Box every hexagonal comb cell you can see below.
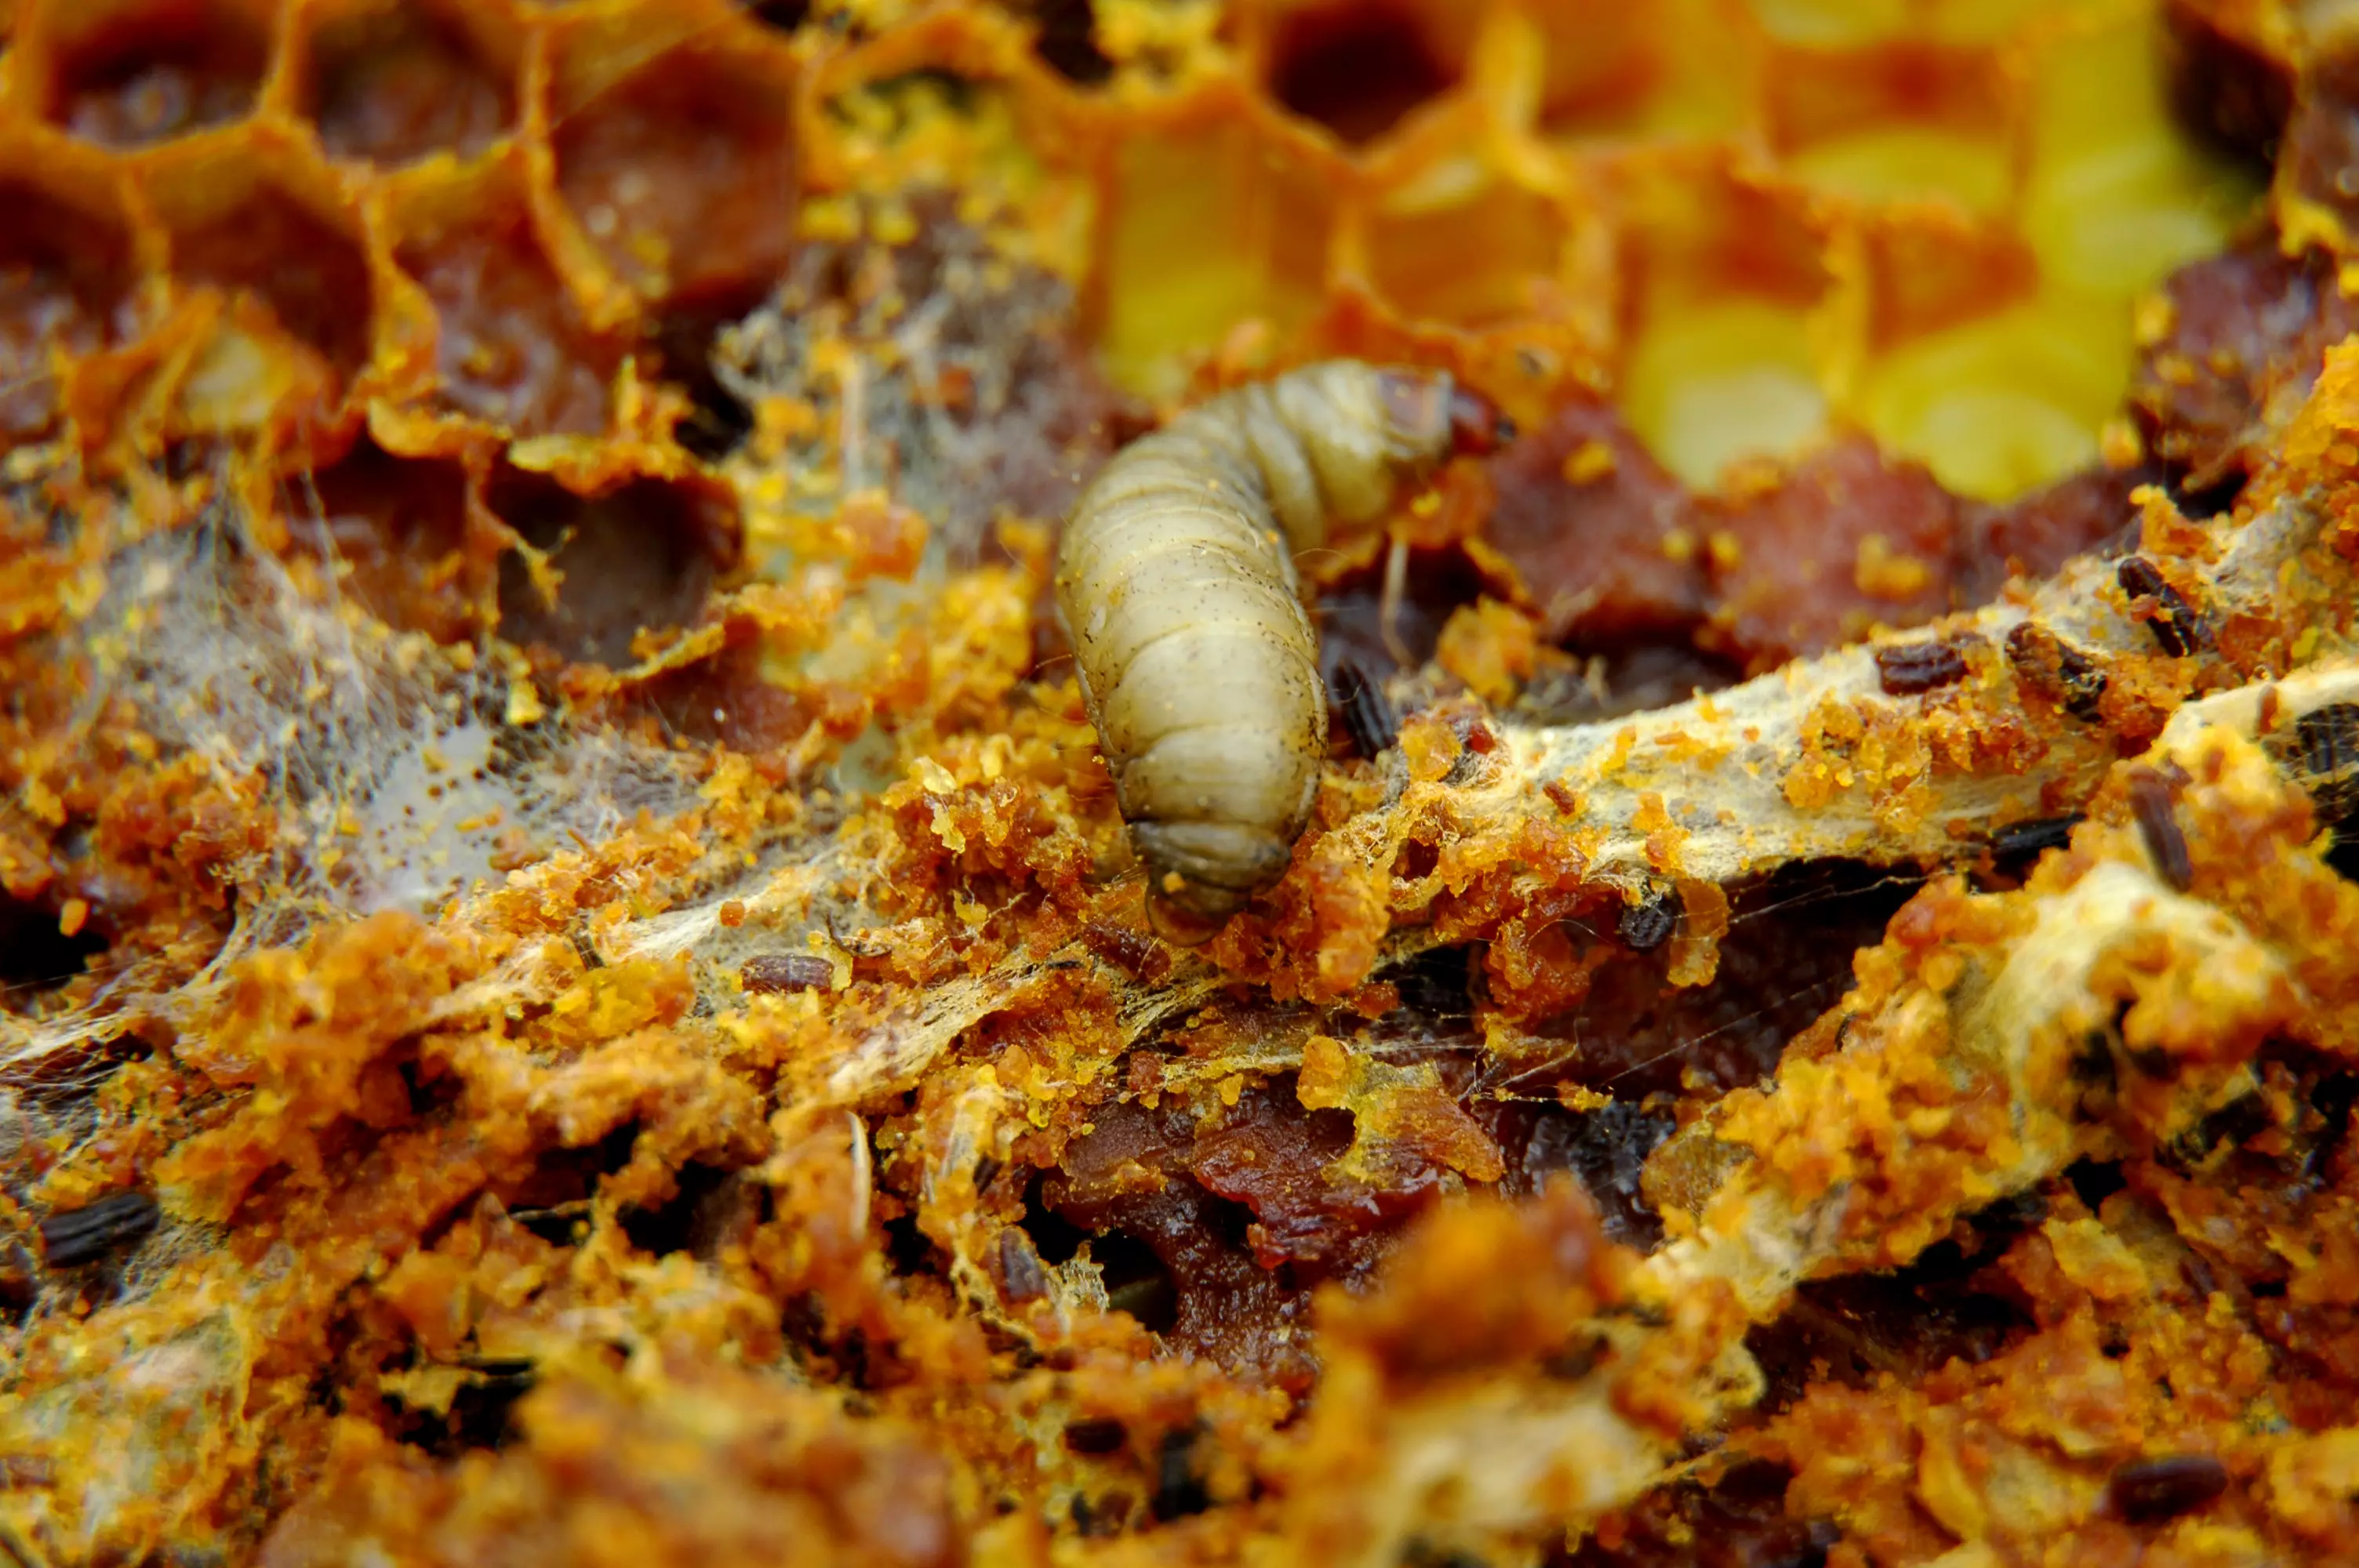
[0,171,144,441]
[1528,1,1753,142]
[391,169,620,435]
[1766,39,2014,213]
[1361,166,1582,332]
[1261,1,1468,146]
[151,154,378,427]
[1022,0,1114,84]
[547,24,798,309]
[296,0,521,166]
[2021,5,2254,295]
[490,469,740,667]
[289,438,492,642]
[1614,167,1834,489]
[1094,102,1343,395]
[34,0,274,147]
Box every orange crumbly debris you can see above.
[11,1,2359,1566]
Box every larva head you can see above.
[1132,819,1295,943]
[1372,368,1517,463]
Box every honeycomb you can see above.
[7,0,2359,1564]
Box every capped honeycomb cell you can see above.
[26,0,274,147]
[1613,162,1835,488]
[1527,0,1757,142]
[293,0,522,167]
[0,156,148,442]
[1749,0,2081,45]
[1750,0,1912,44]
[1853,205,2039,353]
[2021,2,2255,294]
[1857,295,2135,497]
[389,159,622,437]
[1768,39,2015,212]
[1359,162,1583,332]
[546,13,798,311]
[1092,90,1344,397]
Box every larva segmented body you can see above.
[1055,360,1510,936]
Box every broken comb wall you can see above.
[7,1,2359,1565]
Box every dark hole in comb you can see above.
[1029,0,1114,85]
[1062,1416,1128,1455]
[655,302,761,462]
[2066,1156,2128,1210]
[1387,943,1478,1018]
[616,1161,737,1259]
[1092,1228,1180,1332]
[0,892,111,1001]
[387,1352,536,1457]
[1329,655,1400,758]
[1270,4,1456,146]
[747,0,814,30]
[1151,1425,1214,1521]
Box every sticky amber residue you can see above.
[4,2,2359,1566]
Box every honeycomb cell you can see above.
[1856,294,2130,498]
[0,888,110,1004]
[392,173,620,436]
[490,470,739,667]
[1094,100,1341,397]
[2160,0,2292,165]
[1362,167,1576,331]
[1262,1,1466,147]
[1768,41,2013,213]
[1932,0,2117,42]
[1531,0,1754,142]
[2021,4,2258,294]
[155,161,378,390]
[743,0,813,30]
[1623,300,1827,490]
[2278,31,2359,246]
[549,29,798,309]
[36,0,273,147]
[1747,0,1910,46]
[289,438,490,643]
[1023,0,1113,85]
[0,172,144,441]
[1866,212,2036,355]
[1613,168,1833,488]
[297,0,520,167]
